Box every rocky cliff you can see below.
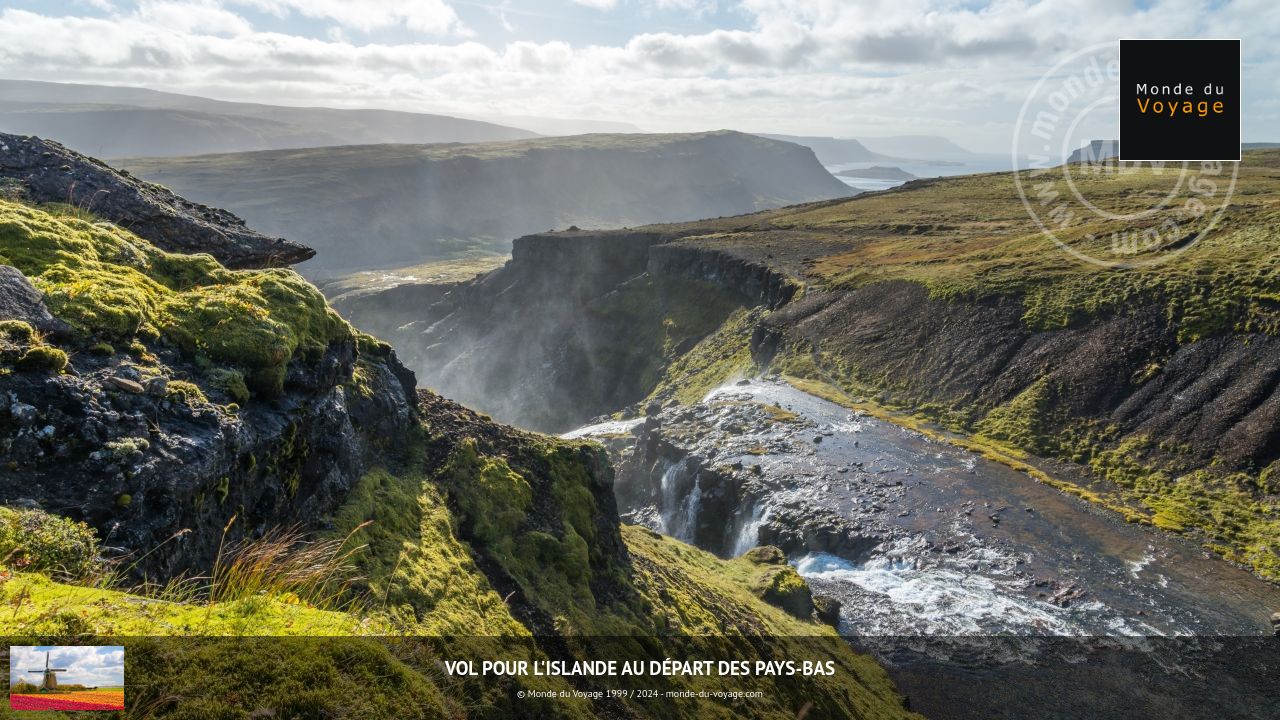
[385,152,1280,582]
[0,141,918,719]
[0,193,415,578]
[376,218,805,432]
[0,133,312,268]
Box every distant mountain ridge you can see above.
[119,130,855,275]
[0,79,537,156]
[758,134,889,164]
[1068,140,1119,163]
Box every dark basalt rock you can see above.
[0,335,419,579]
[0,265,70,338]
[0,133,313,269]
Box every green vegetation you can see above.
[0,448,917,719]
[736,157,1280,341]
[14,345,67,373]
[646,308,758,406]
[0,191,920,717]
[206,368,250,404]
[326,465,529,637]
[165,380,207,405]
[607,153,1280,581]
[0,199,357,398]
[0,507,101,580]
[0,318,35,343]
[588,277,746,397]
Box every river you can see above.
[567,377,1280,718]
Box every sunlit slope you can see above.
[649,151,1280,579]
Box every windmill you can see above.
[27,651,67,691]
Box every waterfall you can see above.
[658,458,689,535]
[732,504,768,557]
[676,478,702,543]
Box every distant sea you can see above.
[828,155,1024,191]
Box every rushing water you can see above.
[576,378,1280,637]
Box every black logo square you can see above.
[1120,39,1240,161]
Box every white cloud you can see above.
[9,646,125,688]
[0,1,1274,151]
[229,0,466,35]
[569,0,620,9]
[137,0,253,36]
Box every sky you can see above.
[0,0,1275,152]
[9,646,125,688]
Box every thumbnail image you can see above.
[8,646,124,712]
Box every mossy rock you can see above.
[166,379,208,404]
[0,199,355,400]
[14,345,67,373]
[0,318,35,344]
[751,565,814,619]
[742,544,787,565]
[812,593,843,627]
[207,367,250,404]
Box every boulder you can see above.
[0,134,312,269]
[0,265,70,337]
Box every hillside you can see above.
[0,134,916,719]
[0,79,537,157]
[758,134,888,164]
[119,131,855,275]
[375,151,1280,584]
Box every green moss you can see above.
[89,341,115,356]
[974,377,1057,455]
[166,379,207,405]
[447,440,532,544]
[0,199,356,399]
[13,345,67,373]
[0,507,101,580]
[750,564,814,619]
[206,367,250,404]
[327,467,528,636]
[104,436,150,459]
[346,362,376,399]
[647,307,758,406]
[356,331,393,358]
[0,319,35,344]
[0,573,377,635]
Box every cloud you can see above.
[137,0,253,36]
[229,0,467,35]
[0,1,1274,151]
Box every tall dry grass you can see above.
[208,516,373,611]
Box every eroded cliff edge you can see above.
[364,155,1280,581]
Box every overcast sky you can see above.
[0,0,1275,152]
[9,646,124,688]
